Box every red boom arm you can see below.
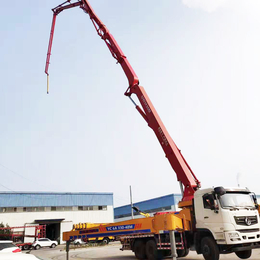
[45,0,201,201]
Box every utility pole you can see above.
[130,185,134,219]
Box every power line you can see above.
[0,182,14,192]
[0,162,35,183]
[0,162,54,191]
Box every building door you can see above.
[46,223,60,241]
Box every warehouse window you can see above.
[51,207,56,211]
[78,206,83,211]
[27,207,38,212]
[0,208,6,213]
[98,206,107,210]
[36,207,45,212]
[6,207,16,213]
[56,206,72,211]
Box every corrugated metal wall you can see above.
[0,192,113,207]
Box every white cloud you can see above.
[182,0,260,14]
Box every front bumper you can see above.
[224,230,260,245]
[219,241,260,253]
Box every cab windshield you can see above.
[219,193,255,209]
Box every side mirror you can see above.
[214,186,226,196]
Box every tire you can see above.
[145,239,163,260]
[50,243,56,248]
[22,244,30,250]
[235,250,252,259]
[177,248,190,257]
[201,237,219,260]
[35,244,41,250]
[102,237,110,245]
[134,239,146,260]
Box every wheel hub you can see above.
[203,244,210,255]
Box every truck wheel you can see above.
[23,244,30,250]
[145,239,163,260]
[102,237,109,245]
[235,250,252,259]
[201,237,219,260]
[134,239,146,260]
[177,248,190,257]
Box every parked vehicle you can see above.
[0,241,21,253]
[32,238,58,250]
[73,239,86,245]
[88,236,114,244]
[0,225,46,250]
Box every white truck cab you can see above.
[193,187,260,260]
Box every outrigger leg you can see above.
[169,230,177,260]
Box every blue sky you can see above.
[1,0,260,207]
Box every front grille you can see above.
[234,216,258,226]
[238,229,260,233]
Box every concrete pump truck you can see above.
[45,1,260,260]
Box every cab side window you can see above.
[203,194,214,209]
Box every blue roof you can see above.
[114,194,181,217]
[0,192,113,207]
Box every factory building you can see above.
[114,193,181,222]
[0,192,113,244]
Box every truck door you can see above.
[201,193,222,232]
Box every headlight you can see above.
[229,232,239,238]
